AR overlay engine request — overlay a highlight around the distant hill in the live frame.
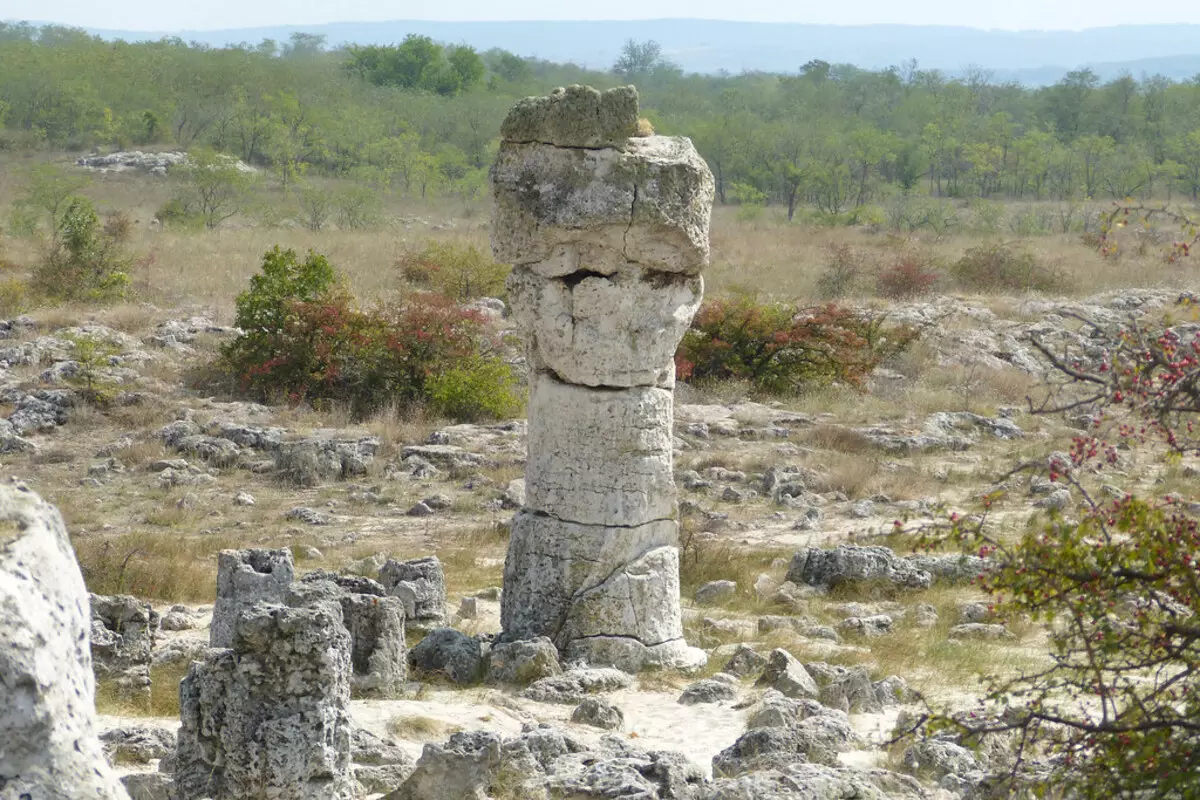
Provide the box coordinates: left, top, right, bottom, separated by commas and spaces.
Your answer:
40, 18, 1200, 85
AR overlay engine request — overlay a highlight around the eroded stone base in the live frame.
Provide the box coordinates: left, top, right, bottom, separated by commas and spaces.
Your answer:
501, 511, 684, 654
564, 636, 708, 673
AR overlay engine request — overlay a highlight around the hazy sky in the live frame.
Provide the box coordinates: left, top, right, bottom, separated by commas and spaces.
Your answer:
6, 0, 1200, 32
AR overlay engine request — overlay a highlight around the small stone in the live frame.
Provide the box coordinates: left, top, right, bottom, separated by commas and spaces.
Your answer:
406, 501, 435, 517
957, 601, 992, 623
407, 628, 484, 684
285, 506, 331, 525
722, 644, 767, 679
160, 610, 195, 631
838, 614, 894, 636
948, 623, 1015, 641
458, 596, 479, 619
421, 494, 452, 511
914, 603, 939, 627
694, 579, 737, 605
233, 490, 255, 506
678, 673, 739, 705
486, 637, 562, 686
571, 696, 625, 730
757, 648, 819, 699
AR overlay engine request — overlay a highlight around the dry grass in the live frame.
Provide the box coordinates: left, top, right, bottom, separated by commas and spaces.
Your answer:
94, 660, 191, 719
387, 714, 461, 741
73, 529, 245, 602
678, 531, 792, 611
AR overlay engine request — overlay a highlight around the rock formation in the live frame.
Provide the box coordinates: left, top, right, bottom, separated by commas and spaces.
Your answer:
492, 85, 713, 671
90, 593, 159, 705
0, 479, 130, 799
379, 555, 447, 630
292, 573, 408, 697
209, 547, 295, 647
173, 600, 356, 800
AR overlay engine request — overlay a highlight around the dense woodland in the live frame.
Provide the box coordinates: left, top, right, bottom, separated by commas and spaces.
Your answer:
5, 22, 1200, 221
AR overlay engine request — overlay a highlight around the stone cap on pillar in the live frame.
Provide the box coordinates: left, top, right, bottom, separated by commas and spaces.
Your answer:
500, 85, 640, 149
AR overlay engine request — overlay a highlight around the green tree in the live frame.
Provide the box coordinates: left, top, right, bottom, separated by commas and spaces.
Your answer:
175, 148, 255, 229
613, 39, 672, 78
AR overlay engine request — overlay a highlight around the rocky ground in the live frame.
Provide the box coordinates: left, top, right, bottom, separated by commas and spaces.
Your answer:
5, 286, 1193, 798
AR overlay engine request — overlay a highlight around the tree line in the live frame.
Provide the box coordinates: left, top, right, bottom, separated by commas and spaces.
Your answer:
5, 23, 1200, 217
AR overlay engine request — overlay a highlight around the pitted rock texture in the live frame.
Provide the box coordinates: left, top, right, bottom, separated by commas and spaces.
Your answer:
494, 86, 713, 672
173, 601, 356, 800
90, 593, 159, 705
0, 479, 130, 799
209, 547, 295, 648
379, 555, 447, 629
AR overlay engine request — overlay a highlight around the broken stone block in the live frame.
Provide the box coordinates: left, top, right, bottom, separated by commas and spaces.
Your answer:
379, 555, 447, 629
209, 547, 294, 648
499, 84, 639, 148
90, 593, 159, 705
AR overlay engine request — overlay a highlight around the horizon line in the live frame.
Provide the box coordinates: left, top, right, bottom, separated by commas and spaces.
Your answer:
8, 17, 1200, 36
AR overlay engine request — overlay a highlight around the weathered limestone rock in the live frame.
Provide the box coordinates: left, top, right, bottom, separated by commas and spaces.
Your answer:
523, 377, 676, 523
0, 479, 130, 799
209, 547, 294, 647
499, 84, 639, 148
379, 555, 447, 629
495, 86, 712, 673
173, 601, 355, 800
90, 593, 159, 705
507, 272, 702, 388
342, 593, 407, 697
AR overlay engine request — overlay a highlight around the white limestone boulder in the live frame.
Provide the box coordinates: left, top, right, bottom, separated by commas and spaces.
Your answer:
0, 479, 130, 799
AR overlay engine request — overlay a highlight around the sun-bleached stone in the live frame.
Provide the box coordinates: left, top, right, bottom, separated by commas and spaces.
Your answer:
492, 134, 714, 275
0, 479, 130, 799
500, 84, 639, 148
494, 86, 711, 673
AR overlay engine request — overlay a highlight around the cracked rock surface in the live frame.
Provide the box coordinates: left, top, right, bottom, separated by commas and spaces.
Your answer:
494, 86, 713, 671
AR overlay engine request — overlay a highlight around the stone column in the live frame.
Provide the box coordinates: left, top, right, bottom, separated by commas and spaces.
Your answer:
210, 547, 294, 648
491, 85, 714, 672
0, 479, 130, 799
173, 601, 356, 800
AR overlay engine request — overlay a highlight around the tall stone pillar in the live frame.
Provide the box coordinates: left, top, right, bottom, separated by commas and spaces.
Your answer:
491, 85, 714, 672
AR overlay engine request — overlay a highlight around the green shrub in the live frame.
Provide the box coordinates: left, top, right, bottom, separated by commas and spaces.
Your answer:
427, 357, 523, 422
65, 333, 121, 406
814, 242, 866, 299
232, 246, 336, 339
32, 197, 131, 303
675, 296, 918, 395
154, 198, 203, 230
396, 241, 510, 301
949, 243, 1071, 293
222, 247, 517, 421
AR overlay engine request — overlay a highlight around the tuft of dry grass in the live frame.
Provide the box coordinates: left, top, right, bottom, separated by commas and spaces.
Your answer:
387, 715, 461, 741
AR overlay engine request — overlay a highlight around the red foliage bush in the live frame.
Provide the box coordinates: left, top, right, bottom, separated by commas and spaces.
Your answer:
675, 296, 918, 395
875, 251, 940, 299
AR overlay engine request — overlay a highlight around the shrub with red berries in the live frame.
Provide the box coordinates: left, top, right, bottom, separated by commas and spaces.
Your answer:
910, 296, 1200, 798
